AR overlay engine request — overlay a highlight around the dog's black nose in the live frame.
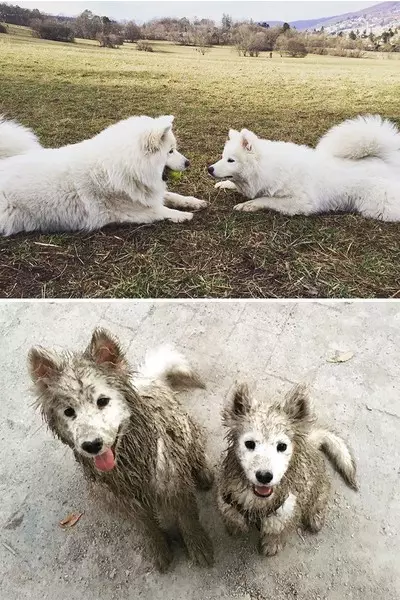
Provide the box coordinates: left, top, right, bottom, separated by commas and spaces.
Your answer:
82, 438, 103, 454
256, 470, 273, 484
208, 166, 214, 175
184, 159, 190, 168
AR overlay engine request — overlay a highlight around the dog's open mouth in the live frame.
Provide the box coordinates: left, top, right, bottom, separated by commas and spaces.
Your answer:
93, 429, 121, 472
253, 485, 273, 498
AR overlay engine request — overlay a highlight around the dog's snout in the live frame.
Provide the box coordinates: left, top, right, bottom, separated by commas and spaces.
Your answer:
184, 159, 190, 168
81, 438, 103, 454
207, 165, 214, 175
256, 470, 273, 484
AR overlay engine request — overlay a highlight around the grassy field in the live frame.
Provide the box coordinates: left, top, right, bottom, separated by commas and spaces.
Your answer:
1, 26, 400, 298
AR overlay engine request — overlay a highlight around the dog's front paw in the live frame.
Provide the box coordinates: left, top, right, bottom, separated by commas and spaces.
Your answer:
187, 197, 208, 211
153, 544, 173, 573
234, 201, 259, 213
307, 512, 325, 533
259, 538, 284, 557
215, 180, 236, 190
169, 211, 193, 223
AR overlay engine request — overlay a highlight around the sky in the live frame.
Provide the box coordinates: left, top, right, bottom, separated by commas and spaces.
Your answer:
15, 1, 379, 23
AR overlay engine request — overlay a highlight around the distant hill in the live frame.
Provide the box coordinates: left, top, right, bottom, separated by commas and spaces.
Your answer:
264, 2, 400, 33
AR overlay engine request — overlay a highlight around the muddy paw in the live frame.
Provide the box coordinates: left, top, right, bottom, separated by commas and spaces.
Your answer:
259, 539, 284, 557
153, 545, 173, 573
307, 513, 325, 533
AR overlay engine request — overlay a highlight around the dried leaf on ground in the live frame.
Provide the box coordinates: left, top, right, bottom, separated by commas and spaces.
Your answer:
59, 512, 83, 529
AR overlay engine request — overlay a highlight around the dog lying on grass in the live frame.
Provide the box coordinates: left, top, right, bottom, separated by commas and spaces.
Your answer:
28, 329, 214, 571
0, 115, 207, 235
217, 383, 357, 556
209, 115, 400, 222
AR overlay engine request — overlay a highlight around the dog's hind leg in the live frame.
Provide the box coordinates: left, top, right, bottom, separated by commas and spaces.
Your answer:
164, 191, 208, 211
175, 493, 214, 566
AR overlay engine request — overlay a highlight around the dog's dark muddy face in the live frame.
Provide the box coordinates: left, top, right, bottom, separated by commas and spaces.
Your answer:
28, 329, 133, 473
223, 383, 313, 498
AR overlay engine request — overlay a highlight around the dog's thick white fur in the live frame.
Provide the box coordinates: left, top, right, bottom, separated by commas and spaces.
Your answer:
209, 115, 400, 222
0, 115, 207, 236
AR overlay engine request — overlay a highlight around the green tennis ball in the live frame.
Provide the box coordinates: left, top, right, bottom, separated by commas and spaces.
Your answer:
169, 170, 183, 181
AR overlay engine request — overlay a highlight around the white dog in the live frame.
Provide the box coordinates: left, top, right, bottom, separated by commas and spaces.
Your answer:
208, 115, 400, 222
0, 115, 207, 235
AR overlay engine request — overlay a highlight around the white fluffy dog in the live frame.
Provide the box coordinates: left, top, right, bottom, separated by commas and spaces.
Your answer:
208, 115, 400, 222
0, 115, 207, 236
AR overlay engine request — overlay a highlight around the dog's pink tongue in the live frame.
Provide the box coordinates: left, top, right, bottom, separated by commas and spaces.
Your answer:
94, 449, 115, 472
254, 485, 272, 497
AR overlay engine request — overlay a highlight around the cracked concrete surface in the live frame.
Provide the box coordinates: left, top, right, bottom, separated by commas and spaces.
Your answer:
0, 301, 399, 600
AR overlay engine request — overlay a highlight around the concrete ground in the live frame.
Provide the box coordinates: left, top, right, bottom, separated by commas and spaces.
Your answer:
0, 301, 399, 600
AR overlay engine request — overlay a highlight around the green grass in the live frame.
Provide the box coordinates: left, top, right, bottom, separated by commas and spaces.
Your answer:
1, 29, 400, 298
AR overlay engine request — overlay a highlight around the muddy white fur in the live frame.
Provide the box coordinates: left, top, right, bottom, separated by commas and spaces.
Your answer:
217, 383, 358, 557
28, 329, 214, 572
209, 114, 400, 221
0, 115, 207, 235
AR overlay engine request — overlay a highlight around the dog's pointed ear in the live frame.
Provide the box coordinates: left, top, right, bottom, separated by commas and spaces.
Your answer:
228, 128, 240, 140
282, 384, 313, 423
144, 115, 174, 152
85, 328, 127, 371
28, 347, 63, 390
232, 382, 252, 416
240, 129, 257, 151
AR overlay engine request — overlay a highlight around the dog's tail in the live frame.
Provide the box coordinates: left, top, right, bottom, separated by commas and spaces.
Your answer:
316, 114, 400, 162
137, 344, 205, 390
0, 116, 42, 159
308, 428, 358, 490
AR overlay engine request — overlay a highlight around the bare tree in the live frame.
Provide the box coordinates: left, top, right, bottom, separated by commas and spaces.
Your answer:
124, 20, 141, 43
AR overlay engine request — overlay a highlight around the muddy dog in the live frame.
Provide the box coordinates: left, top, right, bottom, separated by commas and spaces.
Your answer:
28, 329, 214, 571
217, 383, 357, 556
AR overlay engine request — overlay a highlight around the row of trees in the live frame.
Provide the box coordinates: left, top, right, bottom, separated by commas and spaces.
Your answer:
1, 4, 399, 55
0, 4, 140, 46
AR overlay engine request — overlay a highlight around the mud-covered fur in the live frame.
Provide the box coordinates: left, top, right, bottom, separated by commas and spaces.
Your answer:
28, 329, 214, 572
217, 383, 357, 557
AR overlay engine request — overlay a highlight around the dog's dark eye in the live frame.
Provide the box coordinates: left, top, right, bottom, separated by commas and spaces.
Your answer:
64, 407, 75, 418
245, 440, 256, 450
97, 396, 110, 408
227, 158, 235, 163
277, 442, 287, 452
169, 149, 174, 154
